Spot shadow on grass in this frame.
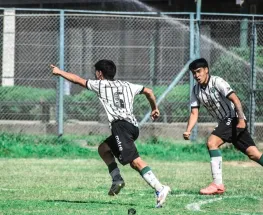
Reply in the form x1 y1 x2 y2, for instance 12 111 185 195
171 190 199 195
46 199 138 207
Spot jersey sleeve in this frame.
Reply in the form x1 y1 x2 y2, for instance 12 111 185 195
215 77 234 97
86 80 100 93
190 86 200 108
129 83 144 96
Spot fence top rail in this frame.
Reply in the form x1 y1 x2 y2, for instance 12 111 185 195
201 12 263 18
1 7 263 18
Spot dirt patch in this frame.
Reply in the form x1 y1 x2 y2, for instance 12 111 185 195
224 161 259 167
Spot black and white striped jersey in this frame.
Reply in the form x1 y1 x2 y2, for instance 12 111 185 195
190 75 243 121
86 79 144 127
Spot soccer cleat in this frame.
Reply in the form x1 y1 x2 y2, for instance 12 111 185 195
199 183 225 195
108 180 125 196
155 185 171 208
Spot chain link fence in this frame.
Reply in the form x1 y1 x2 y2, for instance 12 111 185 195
0 9 263 141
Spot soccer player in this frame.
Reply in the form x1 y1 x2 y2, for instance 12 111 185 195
50 59 170 208
183 58 263 195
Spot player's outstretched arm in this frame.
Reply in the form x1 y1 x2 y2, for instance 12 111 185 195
183 108 199 140
142 87 160 121
227 93 246 128
50 64 87 88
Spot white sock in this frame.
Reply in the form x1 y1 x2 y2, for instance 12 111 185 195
210 156 223 185
142 170 163 192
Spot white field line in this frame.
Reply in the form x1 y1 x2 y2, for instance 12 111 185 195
185 195 263 212
186 197 223 211
0 188 21 191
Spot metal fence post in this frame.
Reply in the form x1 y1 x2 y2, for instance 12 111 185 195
240 18 248 48
195 0 201 58
191 0 202 141
190 13 198 141
249 21 257 137
57 10 65 136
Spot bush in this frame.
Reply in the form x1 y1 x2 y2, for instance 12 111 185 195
212 46 263 119
0 86 56 120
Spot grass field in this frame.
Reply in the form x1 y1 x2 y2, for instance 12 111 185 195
0 158 262 215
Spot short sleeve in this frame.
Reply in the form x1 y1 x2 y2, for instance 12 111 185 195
215 77 234 97
86 80 100 93
190 86 200 108
128 83 144 96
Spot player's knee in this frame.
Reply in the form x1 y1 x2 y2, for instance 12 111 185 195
130 162 135 169
246 146 261 161
247 153 261 161
98 142 109 155
206 140 218 149
131 157 145 169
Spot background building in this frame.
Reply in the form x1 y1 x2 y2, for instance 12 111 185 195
0 0 262 14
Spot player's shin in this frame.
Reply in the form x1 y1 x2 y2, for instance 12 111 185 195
209 149 223 185
140 166 163 192
108 162 123 181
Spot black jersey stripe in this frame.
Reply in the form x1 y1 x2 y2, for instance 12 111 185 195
103 104 118 121
209 80 227 119
98 80 101 97
105 84 108 102
125 83 132 111
107 81 123 117
200 88 220 119
125 81 133 98
124 81 134 111
117 80 129 112
107 80 115 104
213 77 236 119
215 87 233 118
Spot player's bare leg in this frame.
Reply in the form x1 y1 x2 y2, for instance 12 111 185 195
98 142 125 196
131 157 170 208
245 146 263 166
200 135 225 195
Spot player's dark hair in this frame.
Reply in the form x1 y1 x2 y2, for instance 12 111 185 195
189 58 209 72
94 59 116 80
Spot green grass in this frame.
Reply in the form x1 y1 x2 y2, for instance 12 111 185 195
0 133 262 214
0 159 262 215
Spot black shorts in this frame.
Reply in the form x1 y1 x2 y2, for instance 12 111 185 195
212 117 256 153
104 120 140 165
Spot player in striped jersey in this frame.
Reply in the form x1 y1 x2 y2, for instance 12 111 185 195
51 59 170 208
184 58 263 195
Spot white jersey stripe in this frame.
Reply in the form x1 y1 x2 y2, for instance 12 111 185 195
207 83 225 119
191 75 239 122
87 79 144 127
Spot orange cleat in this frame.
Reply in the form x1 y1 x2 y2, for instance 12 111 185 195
199 183 225 195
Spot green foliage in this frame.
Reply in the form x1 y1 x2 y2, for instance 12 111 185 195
0 86 56 120
212 46 263 116
134 84 190 122
137 138 247 162
0 133 96 158
0 133 248 161
64 90 100 120
0 86 56 102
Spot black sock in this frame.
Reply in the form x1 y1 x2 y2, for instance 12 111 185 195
108 162 123 181
108 162 118 173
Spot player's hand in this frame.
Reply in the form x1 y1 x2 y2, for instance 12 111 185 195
237 119 246 129
236 119 246 137
151 109 160 121
50 64 61 75
183 131 191 140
